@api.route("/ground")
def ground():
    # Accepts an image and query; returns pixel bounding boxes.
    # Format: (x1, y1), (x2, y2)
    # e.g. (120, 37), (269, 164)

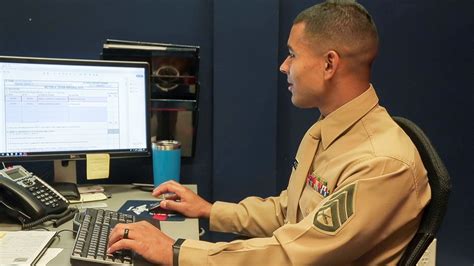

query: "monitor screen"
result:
(0, 56), (150, 162)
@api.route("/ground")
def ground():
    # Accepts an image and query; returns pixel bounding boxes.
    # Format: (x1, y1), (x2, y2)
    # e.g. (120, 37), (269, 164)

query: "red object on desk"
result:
(153, 213), (169, 221)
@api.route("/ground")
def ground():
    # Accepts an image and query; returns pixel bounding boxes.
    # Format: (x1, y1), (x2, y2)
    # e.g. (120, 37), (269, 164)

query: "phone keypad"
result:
(30, 184), (63, 208)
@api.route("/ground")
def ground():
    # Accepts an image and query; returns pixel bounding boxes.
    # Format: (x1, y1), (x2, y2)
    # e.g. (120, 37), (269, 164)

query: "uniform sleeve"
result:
(178, 157), (431, 265)
(209, 189), (288, 237)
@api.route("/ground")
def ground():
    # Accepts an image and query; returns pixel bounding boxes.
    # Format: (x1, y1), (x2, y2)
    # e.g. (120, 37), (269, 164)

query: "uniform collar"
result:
(307, 120), (322, 139)
(319, 84), (379, 150)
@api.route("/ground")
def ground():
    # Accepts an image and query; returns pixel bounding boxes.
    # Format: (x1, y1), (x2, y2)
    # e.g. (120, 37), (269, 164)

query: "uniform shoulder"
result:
(361, 107), (417, 166)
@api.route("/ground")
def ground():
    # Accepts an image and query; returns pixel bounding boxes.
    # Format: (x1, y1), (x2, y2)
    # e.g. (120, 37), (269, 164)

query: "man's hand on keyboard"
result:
(152, 180), (213, 219)
(107, 220), (174, 265)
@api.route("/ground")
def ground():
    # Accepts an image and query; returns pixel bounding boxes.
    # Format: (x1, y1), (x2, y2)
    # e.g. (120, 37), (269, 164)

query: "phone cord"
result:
(21, 208), (78, 230)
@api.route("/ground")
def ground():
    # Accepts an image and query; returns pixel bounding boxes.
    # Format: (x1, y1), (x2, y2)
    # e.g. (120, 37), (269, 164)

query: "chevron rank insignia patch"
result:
(292, 159), (299, 170)
(313, 183), (356, 234)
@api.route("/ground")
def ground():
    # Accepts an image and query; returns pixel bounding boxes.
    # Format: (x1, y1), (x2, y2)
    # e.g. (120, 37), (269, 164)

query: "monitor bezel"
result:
(0, 55), (151, 162)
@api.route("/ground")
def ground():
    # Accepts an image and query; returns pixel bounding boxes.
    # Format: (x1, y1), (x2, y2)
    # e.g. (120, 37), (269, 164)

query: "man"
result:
(108, 1), (431, 264)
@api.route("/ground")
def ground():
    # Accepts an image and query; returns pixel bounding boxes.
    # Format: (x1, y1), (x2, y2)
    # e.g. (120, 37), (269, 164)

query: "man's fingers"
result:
(152, 181), (187, 197)
(152, 180), (172, 195)
(108, 221), (149, 247)
(161, 199), (183, 212)
(107, 239), (138, 254)
(108, 223), (129, 246)
(163, 193), (180, 201)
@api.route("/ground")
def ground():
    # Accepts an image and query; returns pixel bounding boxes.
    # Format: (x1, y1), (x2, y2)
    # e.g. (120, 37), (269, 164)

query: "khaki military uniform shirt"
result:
(179, 86), (431, 265)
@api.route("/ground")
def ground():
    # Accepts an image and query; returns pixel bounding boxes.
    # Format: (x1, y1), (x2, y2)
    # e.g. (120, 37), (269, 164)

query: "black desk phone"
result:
(0, 165), (72, 228)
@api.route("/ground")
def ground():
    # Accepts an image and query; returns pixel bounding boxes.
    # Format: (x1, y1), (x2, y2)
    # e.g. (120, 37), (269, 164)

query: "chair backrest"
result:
(392, 116), (451, 266)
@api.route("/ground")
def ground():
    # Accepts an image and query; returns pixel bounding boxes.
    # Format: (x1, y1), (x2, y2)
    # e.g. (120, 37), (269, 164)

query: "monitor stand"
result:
(53, 160), (77, 183)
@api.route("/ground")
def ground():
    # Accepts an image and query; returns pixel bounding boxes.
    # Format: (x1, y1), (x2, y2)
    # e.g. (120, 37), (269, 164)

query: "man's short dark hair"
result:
(294, 0), (378, 59)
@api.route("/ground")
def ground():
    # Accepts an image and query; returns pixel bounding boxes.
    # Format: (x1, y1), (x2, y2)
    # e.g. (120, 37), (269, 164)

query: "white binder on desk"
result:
(0, 230), (56, 265)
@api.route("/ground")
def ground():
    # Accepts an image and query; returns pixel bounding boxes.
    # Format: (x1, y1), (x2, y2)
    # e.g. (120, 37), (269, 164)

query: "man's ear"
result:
(324, 50), (339, 79)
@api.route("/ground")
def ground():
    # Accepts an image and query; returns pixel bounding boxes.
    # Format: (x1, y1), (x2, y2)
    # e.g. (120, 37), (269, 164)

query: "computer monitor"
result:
(0, 55), (151, 182)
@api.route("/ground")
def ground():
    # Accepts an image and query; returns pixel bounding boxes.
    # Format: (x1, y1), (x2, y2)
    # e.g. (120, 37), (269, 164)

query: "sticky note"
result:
(86, 154), (110, 180)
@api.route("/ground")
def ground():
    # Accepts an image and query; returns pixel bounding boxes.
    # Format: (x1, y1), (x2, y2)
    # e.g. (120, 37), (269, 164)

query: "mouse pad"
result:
(118, 200), (185, 221)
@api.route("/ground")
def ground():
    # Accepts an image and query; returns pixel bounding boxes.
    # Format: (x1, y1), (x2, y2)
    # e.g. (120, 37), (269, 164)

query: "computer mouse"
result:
(148, 201), (178, 214)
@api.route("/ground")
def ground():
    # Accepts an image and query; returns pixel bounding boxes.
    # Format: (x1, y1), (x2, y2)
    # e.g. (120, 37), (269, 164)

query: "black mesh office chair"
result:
(393, 116), (451, 266)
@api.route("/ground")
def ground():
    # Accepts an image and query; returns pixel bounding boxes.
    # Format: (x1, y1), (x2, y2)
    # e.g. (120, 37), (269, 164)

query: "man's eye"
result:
(288, 53), (295, 58)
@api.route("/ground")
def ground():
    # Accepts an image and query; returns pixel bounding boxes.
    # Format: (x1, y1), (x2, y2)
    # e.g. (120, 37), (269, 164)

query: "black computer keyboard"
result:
(70, 208), (140, 265)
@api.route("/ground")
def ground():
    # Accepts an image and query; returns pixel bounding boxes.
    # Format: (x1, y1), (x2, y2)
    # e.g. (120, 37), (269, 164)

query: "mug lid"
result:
(153, 140), (181, 150)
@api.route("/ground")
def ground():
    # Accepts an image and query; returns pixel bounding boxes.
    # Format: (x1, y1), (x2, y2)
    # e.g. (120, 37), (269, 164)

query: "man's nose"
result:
(279, 59), (288, 74)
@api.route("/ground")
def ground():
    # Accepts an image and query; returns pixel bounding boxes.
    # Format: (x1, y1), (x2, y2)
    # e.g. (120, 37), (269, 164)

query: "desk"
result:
(0, 184), (199, 266)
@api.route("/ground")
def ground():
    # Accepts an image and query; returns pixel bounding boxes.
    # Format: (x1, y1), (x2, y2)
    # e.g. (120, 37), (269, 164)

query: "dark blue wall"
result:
(1, 0), (472, 264)
(213, 0), (279, 202)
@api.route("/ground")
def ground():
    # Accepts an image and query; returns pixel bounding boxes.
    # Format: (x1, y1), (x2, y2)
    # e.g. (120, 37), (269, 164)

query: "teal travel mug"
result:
(152, 140), (181, 187)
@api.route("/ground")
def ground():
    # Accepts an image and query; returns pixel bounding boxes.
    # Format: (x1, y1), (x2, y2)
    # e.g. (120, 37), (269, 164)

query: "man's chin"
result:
(291, 97), (304, 108)
(291, 97), (316, 109)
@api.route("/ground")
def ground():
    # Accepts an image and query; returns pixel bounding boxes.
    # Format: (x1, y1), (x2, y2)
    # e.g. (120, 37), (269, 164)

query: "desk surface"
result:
(0, 184), (199, 266)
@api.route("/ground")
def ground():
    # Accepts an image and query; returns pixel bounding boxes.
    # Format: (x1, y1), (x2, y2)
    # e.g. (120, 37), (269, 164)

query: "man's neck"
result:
(319, 81), (371, 117)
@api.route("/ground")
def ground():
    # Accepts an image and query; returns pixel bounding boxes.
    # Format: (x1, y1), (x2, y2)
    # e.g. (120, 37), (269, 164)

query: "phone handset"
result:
(0, 165), (70, 226)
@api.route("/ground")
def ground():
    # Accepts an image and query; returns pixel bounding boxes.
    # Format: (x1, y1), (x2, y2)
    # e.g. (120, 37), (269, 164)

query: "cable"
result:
(24, 227), (74, 243)
(56, 229), (74, 235)
(21, 207), (78, 230)
(54, 229), (75, 240)
(53, 208), (78, 227)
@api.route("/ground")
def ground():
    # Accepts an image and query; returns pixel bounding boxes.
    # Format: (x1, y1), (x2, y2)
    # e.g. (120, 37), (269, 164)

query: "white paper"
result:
(74, 202), (108, 209)
(69, 192), (108, 204)
(0, 231), (56, 265)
